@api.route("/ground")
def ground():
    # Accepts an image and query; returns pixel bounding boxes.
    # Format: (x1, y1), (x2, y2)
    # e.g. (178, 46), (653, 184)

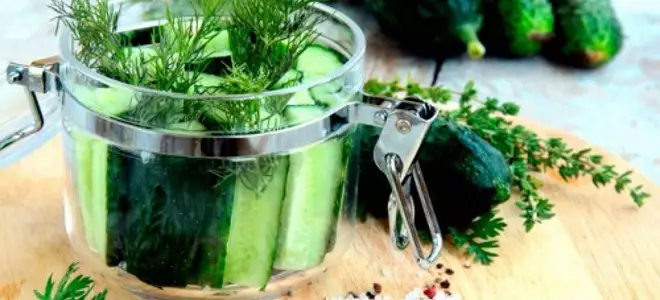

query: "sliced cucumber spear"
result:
(294, 45), (345, 107)
(222, 156), (289, 288)
(71, 86), (137, 256)
(274, 106), (345, 270)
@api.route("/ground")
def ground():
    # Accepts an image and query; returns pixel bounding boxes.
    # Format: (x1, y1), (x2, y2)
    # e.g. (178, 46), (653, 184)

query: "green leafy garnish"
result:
(35, 262), (107, 300)
(364, 78), (651, 264)
(449, 210), (507, 265)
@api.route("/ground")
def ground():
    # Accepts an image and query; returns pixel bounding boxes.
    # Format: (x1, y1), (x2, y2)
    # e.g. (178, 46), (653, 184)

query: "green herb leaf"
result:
(35, 262), (107, 300)
(448, 210), (507, 265)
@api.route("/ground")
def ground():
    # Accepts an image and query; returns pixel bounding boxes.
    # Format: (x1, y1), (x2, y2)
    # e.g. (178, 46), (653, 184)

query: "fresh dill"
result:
(363, 78), (651, 264)
(227, 0), (323, 89)
(203, 0), (323, 135)
(48, 0), (321, 130)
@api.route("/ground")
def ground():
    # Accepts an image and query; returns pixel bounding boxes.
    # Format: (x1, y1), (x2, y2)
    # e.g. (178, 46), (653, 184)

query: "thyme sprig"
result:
(364, 78), (651, 263)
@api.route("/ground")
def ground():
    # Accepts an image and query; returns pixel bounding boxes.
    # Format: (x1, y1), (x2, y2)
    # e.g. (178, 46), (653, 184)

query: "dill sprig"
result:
(34, 262), (107, 300)
(363, 78), (651, 264)
(227, 0), (323, 89)
(202, 0), (323, 135)
(48, 0), (120, 67)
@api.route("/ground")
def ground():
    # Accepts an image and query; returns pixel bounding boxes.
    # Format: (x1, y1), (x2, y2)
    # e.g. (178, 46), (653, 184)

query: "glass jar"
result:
(1, 1), (443, 299)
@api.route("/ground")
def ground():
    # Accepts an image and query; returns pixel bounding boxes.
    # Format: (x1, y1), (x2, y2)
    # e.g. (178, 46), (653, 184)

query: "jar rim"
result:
(57, 2), (367, 101)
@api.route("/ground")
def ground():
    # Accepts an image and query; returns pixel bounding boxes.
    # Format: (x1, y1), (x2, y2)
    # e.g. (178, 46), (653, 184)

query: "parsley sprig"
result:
(34, 262), (107, 300)
(364, 78), (651, 264)
(448, 210), (507, 264)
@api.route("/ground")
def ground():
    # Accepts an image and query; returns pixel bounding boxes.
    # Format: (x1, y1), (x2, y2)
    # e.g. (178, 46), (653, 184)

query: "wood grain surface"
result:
(0, 120), (658, 300)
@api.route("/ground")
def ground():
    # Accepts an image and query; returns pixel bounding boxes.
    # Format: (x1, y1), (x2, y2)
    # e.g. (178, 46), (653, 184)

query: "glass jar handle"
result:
(359, 93), (443, 269)
(1, 57), (61, 152)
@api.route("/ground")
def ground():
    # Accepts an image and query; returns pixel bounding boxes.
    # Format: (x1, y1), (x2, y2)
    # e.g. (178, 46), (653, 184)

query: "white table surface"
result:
(1, 0), (659, 184)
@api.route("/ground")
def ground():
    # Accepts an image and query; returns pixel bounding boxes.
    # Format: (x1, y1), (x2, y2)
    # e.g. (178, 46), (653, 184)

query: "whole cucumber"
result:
(356, 121), (512, 232)
(543, 0), (624, 68)
(364, 0), (487, 59)
(481, 0), (555, 57)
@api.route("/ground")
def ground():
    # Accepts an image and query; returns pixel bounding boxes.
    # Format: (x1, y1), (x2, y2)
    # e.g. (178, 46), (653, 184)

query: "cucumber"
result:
(295, 45), (346, 107)
(273, 69), (315, 106)
(73, 85), (138, 116)
(204, 30), (231, 57)
(296, 45), (344, 80)
(272, 69), (303, 89)
(189, 30), (233, 75)
(167, 120), (207, 131)
(309, 80), (344, 107)
(274, 106), (345, 270)
(222, 156), (289, 288)
(188, 72), (225, 94)
(196, 177), (235, 288)
(325, 134), (357, 253)
(288, 91), (316, 106)
(72, 86), (136, 256)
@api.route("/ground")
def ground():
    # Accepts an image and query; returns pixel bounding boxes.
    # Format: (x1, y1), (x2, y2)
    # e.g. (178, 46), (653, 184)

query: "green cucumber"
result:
(204, 30), (231, 57)
(190, 30), (233, 75)
(295, 45), (346, 106)
(72, 86), (136, 257)
(309, 80), (344, 107)
(167, 120), (207, 131)
(188, 72), (225, 94)
(73, 85), (138, 116)
(196, 177), (235, 288)
(288, 91), (316, 106)
(325, 134), (357, 253)
(222, 156), (289, 288)
(296, 45), (344, 79)
(274, 106), (345, 270)
(272, 69), (303, 89)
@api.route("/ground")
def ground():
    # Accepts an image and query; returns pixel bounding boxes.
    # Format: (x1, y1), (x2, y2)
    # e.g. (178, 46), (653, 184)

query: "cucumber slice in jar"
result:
(295, 45), (346, 107)
(274, 106), (345, 270)
(221, 156), (290, 288)
(71, 86), (136, 257)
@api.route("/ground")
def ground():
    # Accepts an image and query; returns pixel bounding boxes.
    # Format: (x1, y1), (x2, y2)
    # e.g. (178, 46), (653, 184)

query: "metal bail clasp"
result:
(385, 159), (442, 269)
(362, 94), (443, 269)
(1, 56), (61, 151)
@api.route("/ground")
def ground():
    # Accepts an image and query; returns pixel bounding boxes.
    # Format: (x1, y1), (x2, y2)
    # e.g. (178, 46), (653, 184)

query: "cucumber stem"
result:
(457, 25), (486, 59)
(528, 31), (554, 43)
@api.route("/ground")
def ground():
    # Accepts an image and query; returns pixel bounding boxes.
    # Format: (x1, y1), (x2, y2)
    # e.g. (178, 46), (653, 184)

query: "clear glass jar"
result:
(1, 1), (443, 299)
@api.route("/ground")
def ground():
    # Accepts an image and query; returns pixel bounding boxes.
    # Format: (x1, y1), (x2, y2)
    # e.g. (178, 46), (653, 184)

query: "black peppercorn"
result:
(365, 291), (376, 299)
(440, 280), (451, 289)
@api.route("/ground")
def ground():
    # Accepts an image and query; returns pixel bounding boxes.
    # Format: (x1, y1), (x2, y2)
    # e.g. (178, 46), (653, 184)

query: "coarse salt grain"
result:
(380, 267), (393, 278)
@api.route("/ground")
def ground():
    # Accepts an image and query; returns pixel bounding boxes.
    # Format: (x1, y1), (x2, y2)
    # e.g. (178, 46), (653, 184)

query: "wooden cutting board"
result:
(0, 119), (659, 300)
